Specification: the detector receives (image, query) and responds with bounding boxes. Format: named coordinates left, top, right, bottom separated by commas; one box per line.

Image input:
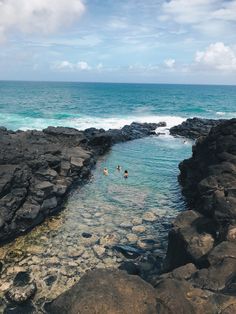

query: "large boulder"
left=46, top=269, right=158, bottom=314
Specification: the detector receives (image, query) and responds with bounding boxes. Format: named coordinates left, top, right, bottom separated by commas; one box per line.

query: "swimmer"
left=103, top=167, right=109, bottom=176
left=117, top=165, right=121, bottom=171
left=124, top=170, right=128, bottom=179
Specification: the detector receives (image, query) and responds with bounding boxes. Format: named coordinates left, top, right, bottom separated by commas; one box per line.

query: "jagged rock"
left=170, top=117, right=225, bottom=139
left=165, top=210, right=215, bottom=270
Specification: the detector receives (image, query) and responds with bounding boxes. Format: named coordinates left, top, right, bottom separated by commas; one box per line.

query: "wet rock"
left=46, top=269, right=158, bottom=314
left=113, top=244, right=145, bottom=259
left=82, top=232, right=92, bottom=238
left=99, top=234, right=120, bottom=246
left=227, top=225, right=236, bottom=241
left=142, top=211, right=158, bottom=222
left=67, top=248, right=84, bottom=258
left=13, top=272, right=31, bottom=286
left=119, top=262, right=140, bottom=275
left=44, top=275, right=57, bottom=287
left=119, top=222, right=133, bottom=228
left=92, top=245, right=106, bottom=258
left=6, top=282, right=37, bottom=304
left=126, top=233, right=138, bottom=243
left=4, top=301, right=36, bottom=314
left=137, top=238, right=158, bottom=250
left=132, top=225, right=146, bottom=233
left=132, top=217, right=143, bottom=225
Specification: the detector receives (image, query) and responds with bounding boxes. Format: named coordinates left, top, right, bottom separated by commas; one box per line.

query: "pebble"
left=142, top=211, right=158, bottom=222
left=82, top=232, right=92, bottom=238
left=132, top=218, right=143, bottom=225
left=132, top=225, right=146, bottom=233
left=93, top=245, right=106, bottom=258
left=126, top=233, right=138, bottom=243
left=82, top=251, right=90, bottom=260
left=0, top=281, right=11, bottom=292
left=120, top=222, right=133, bottom=228
left=67, top=248, right=84, bottom=258
left=99, top=234, right=120, bottom=246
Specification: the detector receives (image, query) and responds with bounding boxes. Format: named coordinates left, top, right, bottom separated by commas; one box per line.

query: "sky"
left=0, top=0, right=236, bottom=84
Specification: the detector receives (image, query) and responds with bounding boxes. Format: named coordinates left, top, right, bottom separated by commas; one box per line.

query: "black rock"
left=170, top=117, right=226, bottom=139
left=118, top=261, right=140, bottom=275
left=82, top=232, right=92, bottom=238
left=113, top=244, right=146, bottom=259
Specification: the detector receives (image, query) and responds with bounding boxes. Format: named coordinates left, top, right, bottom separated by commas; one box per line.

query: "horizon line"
left=0, top=79, right=235, bottom=87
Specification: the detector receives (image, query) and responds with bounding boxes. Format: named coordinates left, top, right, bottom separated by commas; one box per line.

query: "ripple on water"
left=0, top=136, right=192, bottom=311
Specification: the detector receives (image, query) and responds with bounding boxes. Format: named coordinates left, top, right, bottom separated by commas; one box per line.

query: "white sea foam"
left=1, top=113, right=186, bottom=133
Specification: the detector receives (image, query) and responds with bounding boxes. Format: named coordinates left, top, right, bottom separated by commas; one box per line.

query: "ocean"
left=0, top=81, right=236, bottom=308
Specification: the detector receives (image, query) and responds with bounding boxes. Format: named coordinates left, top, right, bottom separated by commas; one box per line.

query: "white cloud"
left=54, top=60, right=91, bottom=71
left=0, top=0, right=85, bottom=42
left=128, top=64, right=159, bottom=72
left=161, top=0, right=236, bottom=34
left=164, top=58, right=176, bottom=68
left=195, top=42, right=236, bottom=71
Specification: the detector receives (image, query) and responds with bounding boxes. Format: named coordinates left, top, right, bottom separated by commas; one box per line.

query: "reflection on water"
left=0, top=136, right=192, bottom=312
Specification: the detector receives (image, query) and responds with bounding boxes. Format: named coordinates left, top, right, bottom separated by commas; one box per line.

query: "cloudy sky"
left=0, top=0, right=236, bottom=84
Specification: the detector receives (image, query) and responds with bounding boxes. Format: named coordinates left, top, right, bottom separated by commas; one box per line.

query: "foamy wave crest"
left=216, top=111, right=236, bottom=118
left=0, top=112, right=185, bottom=132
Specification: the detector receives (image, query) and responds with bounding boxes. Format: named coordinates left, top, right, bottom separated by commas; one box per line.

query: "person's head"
left=104, top=167, right=107, bottom=171
left=124, top=170, right=128, bottom=173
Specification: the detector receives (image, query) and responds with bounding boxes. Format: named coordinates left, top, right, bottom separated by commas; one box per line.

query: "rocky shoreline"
left=0, top=122, right=164, bottom=243
left=48, top=118, right=236, bottom=313
left=1, top=117, right=236, bottom=313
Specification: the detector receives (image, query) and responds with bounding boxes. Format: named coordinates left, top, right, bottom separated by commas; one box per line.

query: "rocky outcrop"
left=170, top=117, right=225, bottom=139
left=0, top=122, right=163, bottom=243
left=46, top=269, right=158, bottom=314
left=161, top=119, right=236, bottom=312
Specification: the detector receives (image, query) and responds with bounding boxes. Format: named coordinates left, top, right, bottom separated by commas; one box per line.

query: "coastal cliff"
left=48, top=118, right=236, bottom=314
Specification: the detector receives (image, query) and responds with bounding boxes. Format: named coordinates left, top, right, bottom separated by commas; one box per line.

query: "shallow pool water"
left=0, top=135, right=192, bottom=312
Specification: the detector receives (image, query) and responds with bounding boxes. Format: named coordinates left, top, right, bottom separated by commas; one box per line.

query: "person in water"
left=117, top=165, right=121, bottom=171
left=103, top=167, right=109, bottom=176
left=124, top=170, right=128, bottom=179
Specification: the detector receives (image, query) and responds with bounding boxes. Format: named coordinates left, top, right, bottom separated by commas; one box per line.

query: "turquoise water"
left=0, top=82, right=235, bottom=130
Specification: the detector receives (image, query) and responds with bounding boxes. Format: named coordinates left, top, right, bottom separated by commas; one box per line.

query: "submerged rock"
left=113, top=244, right=146, bottom=259
left=142, top=211, right=158, bottom=222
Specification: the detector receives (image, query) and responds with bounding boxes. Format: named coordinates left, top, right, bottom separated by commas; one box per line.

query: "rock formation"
left=170, top=117, right=225, bottom=139
left=0, top=122, right=164, bottom=243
